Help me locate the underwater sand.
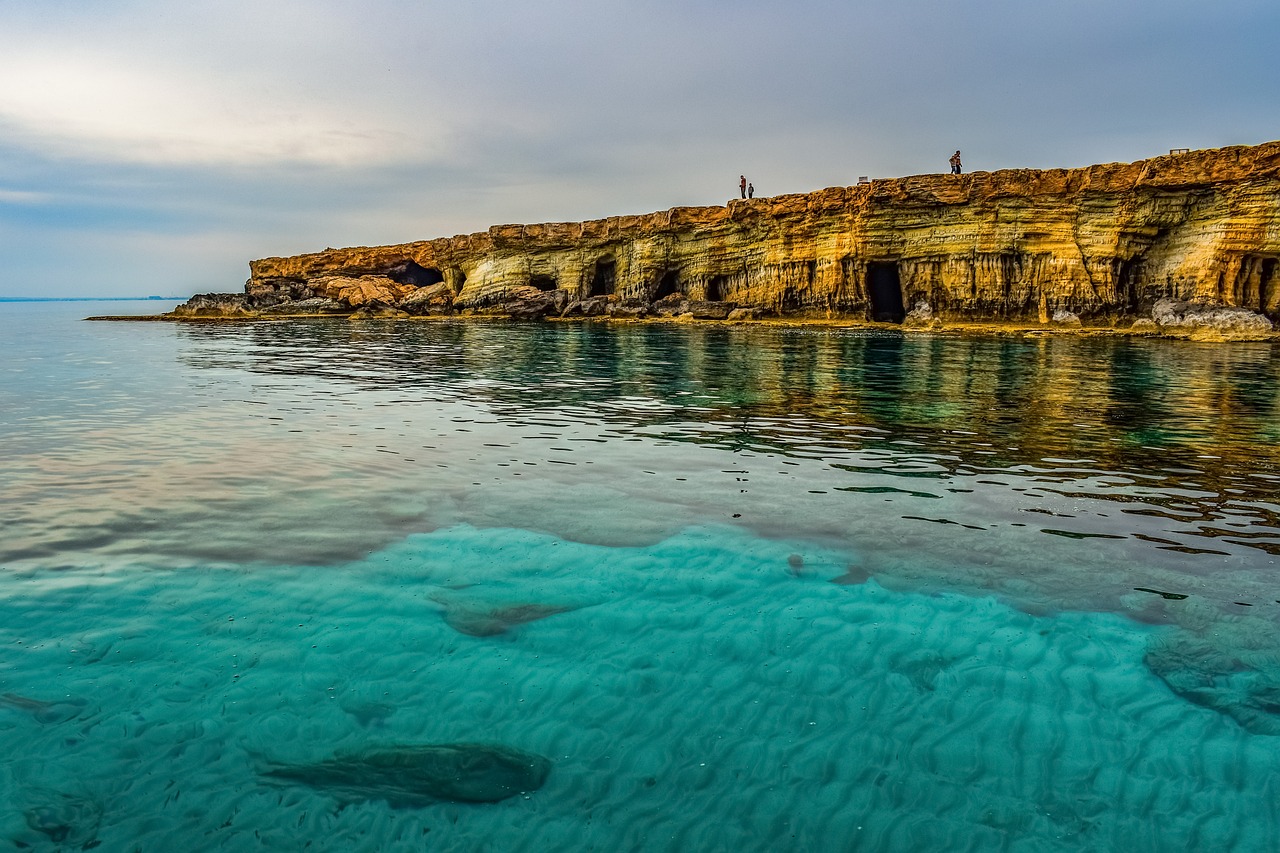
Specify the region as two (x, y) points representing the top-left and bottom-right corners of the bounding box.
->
(2, 303), (1279, 850)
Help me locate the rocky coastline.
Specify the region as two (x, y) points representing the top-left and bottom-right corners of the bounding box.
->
(147, 142), (1280, 340)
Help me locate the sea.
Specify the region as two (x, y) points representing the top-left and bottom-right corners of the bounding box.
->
(2, 299), (1279, 851)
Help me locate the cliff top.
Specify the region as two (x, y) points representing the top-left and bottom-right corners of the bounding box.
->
(252, 140), (1280, 277)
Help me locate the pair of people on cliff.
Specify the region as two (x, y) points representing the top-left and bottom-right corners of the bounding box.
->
(950, 151), (963, 174)
(739, 175), (754, 199)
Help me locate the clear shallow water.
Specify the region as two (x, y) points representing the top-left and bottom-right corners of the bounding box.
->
(3, 303), (1280, 850)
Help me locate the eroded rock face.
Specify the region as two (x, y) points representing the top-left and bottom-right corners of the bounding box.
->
(176, 142), (1280, 327)
(171, 293), (255, 317)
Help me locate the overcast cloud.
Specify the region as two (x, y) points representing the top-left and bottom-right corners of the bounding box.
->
(1, 0), (1278, 297)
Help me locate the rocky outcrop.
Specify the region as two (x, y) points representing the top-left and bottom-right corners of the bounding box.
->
(175, 142), (1280, 332)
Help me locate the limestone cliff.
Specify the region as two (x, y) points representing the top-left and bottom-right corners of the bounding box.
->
(177, 142), (1280, 329)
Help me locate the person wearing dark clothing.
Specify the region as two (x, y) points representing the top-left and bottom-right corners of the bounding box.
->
(747, 183), (754, 198)
(740, 175), (747, 198)
(950, 151), (962, 174)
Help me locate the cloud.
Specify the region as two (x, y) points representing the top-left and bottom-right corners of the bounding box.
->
(2, 0), (1279, 297)
(0, 188), (50, 204)
(0, 48), (447, 167)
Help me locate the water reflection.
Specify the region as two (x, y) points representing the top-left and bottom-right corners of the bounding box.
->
(178, 320), (1280, 561)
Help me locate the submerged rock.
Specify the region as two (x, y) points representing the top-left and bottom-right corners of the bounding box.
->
(261, 743), (552, 806)
(437, 599), (576, 637)
(20, 789), (102, 847)
(1145, 633), (1280, 735)
(0, 692), (87, 724)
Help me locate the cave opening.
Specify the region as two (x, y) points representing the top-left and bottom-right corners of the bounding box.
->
(1261, 258), (1278, 315)
(866, 262), (905, 323)
(706, 275), (729, 301)
(655, 269), (680, 299)
(590, 258), (616, 296)
(387, 260), (445, 288)
(1118, 257), (1143, 311)
(530, 275), (557, 292)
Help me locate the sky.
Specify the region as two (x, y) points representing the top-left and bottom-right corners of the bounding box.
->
(1, 0), (1278, 298)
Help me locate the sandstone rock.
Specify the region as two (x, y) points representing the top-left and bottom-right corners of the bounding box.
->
(494, 288), (568, 320)
(222, 141), (1280, 327)
(312, 275), (416, 308)
(686, 300), (734, 320)
(1050, 309), (1083, 327)
(348, 300), (406, 320)
(397, 282), (455, 315)
(651, 295), (690, 317)
(606, 299), (649, 318)
(562, 295), (611, 317)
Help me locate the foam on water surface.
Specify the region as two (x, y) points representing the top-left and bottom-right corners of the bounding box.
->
(2, 524), (1278, 851)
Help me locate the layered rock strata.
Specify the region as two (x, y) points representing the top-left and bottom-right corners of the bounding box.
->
(174, 142), (1280, 332)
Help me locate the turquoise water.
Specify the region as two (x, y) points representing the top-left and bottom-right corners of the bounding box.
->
(3, 303), (1280, 850)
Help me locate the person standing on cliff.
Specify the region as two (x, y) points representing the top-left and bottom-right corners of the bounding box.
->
(748, 182), (754, 199)
(950, 151), (962, 174)
(740, 175), (747, 198)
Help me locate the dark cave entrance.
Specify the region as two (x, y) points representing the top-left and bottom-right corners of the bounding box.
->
(655, 269), (680, 299)
(1117, 257), (1143, 311)
(706, 275), (729, 302)
(590, 258), (617, 296)
(530, 275), (557, 292)
(1261, 258), (1277, 315)
(866, 262), (905, 323)
(387, 260), (445, 288)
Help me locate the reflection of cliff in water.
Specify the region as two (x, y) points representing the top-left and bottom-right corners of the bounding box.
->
(178, 321), (1280, 555)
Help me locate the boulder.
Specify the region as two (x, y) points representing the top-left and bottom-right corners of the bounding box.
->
(902, 300), (940, 328)
(606, 299), (649, 318)
(171, 293), (255, 317)
(398, 283), (455, 315)
(497, 288), (568, 320)
(652, 296), (690, 317)
(1151, 298), (1272, 333)
(1050, 309), (1083, 327)
(562, 295), (611, 317)
(348, 300), (407, 320)
(259, 297), (349, 316)
(312, 275), (416, 308)
(686, 300), (734, 320)
(728, 307), (766, 321)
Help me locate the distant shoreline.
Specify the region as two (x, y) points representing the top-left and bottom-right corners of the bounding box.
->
(0, 296), (185, 303)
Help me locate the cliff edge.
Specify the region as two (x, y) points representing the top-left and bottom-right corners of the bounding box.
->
(172, 142), (1280, 336)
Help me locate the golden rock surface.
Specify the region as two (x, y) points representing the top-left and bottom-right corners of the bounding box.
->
(244, 142), (1280, 323)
